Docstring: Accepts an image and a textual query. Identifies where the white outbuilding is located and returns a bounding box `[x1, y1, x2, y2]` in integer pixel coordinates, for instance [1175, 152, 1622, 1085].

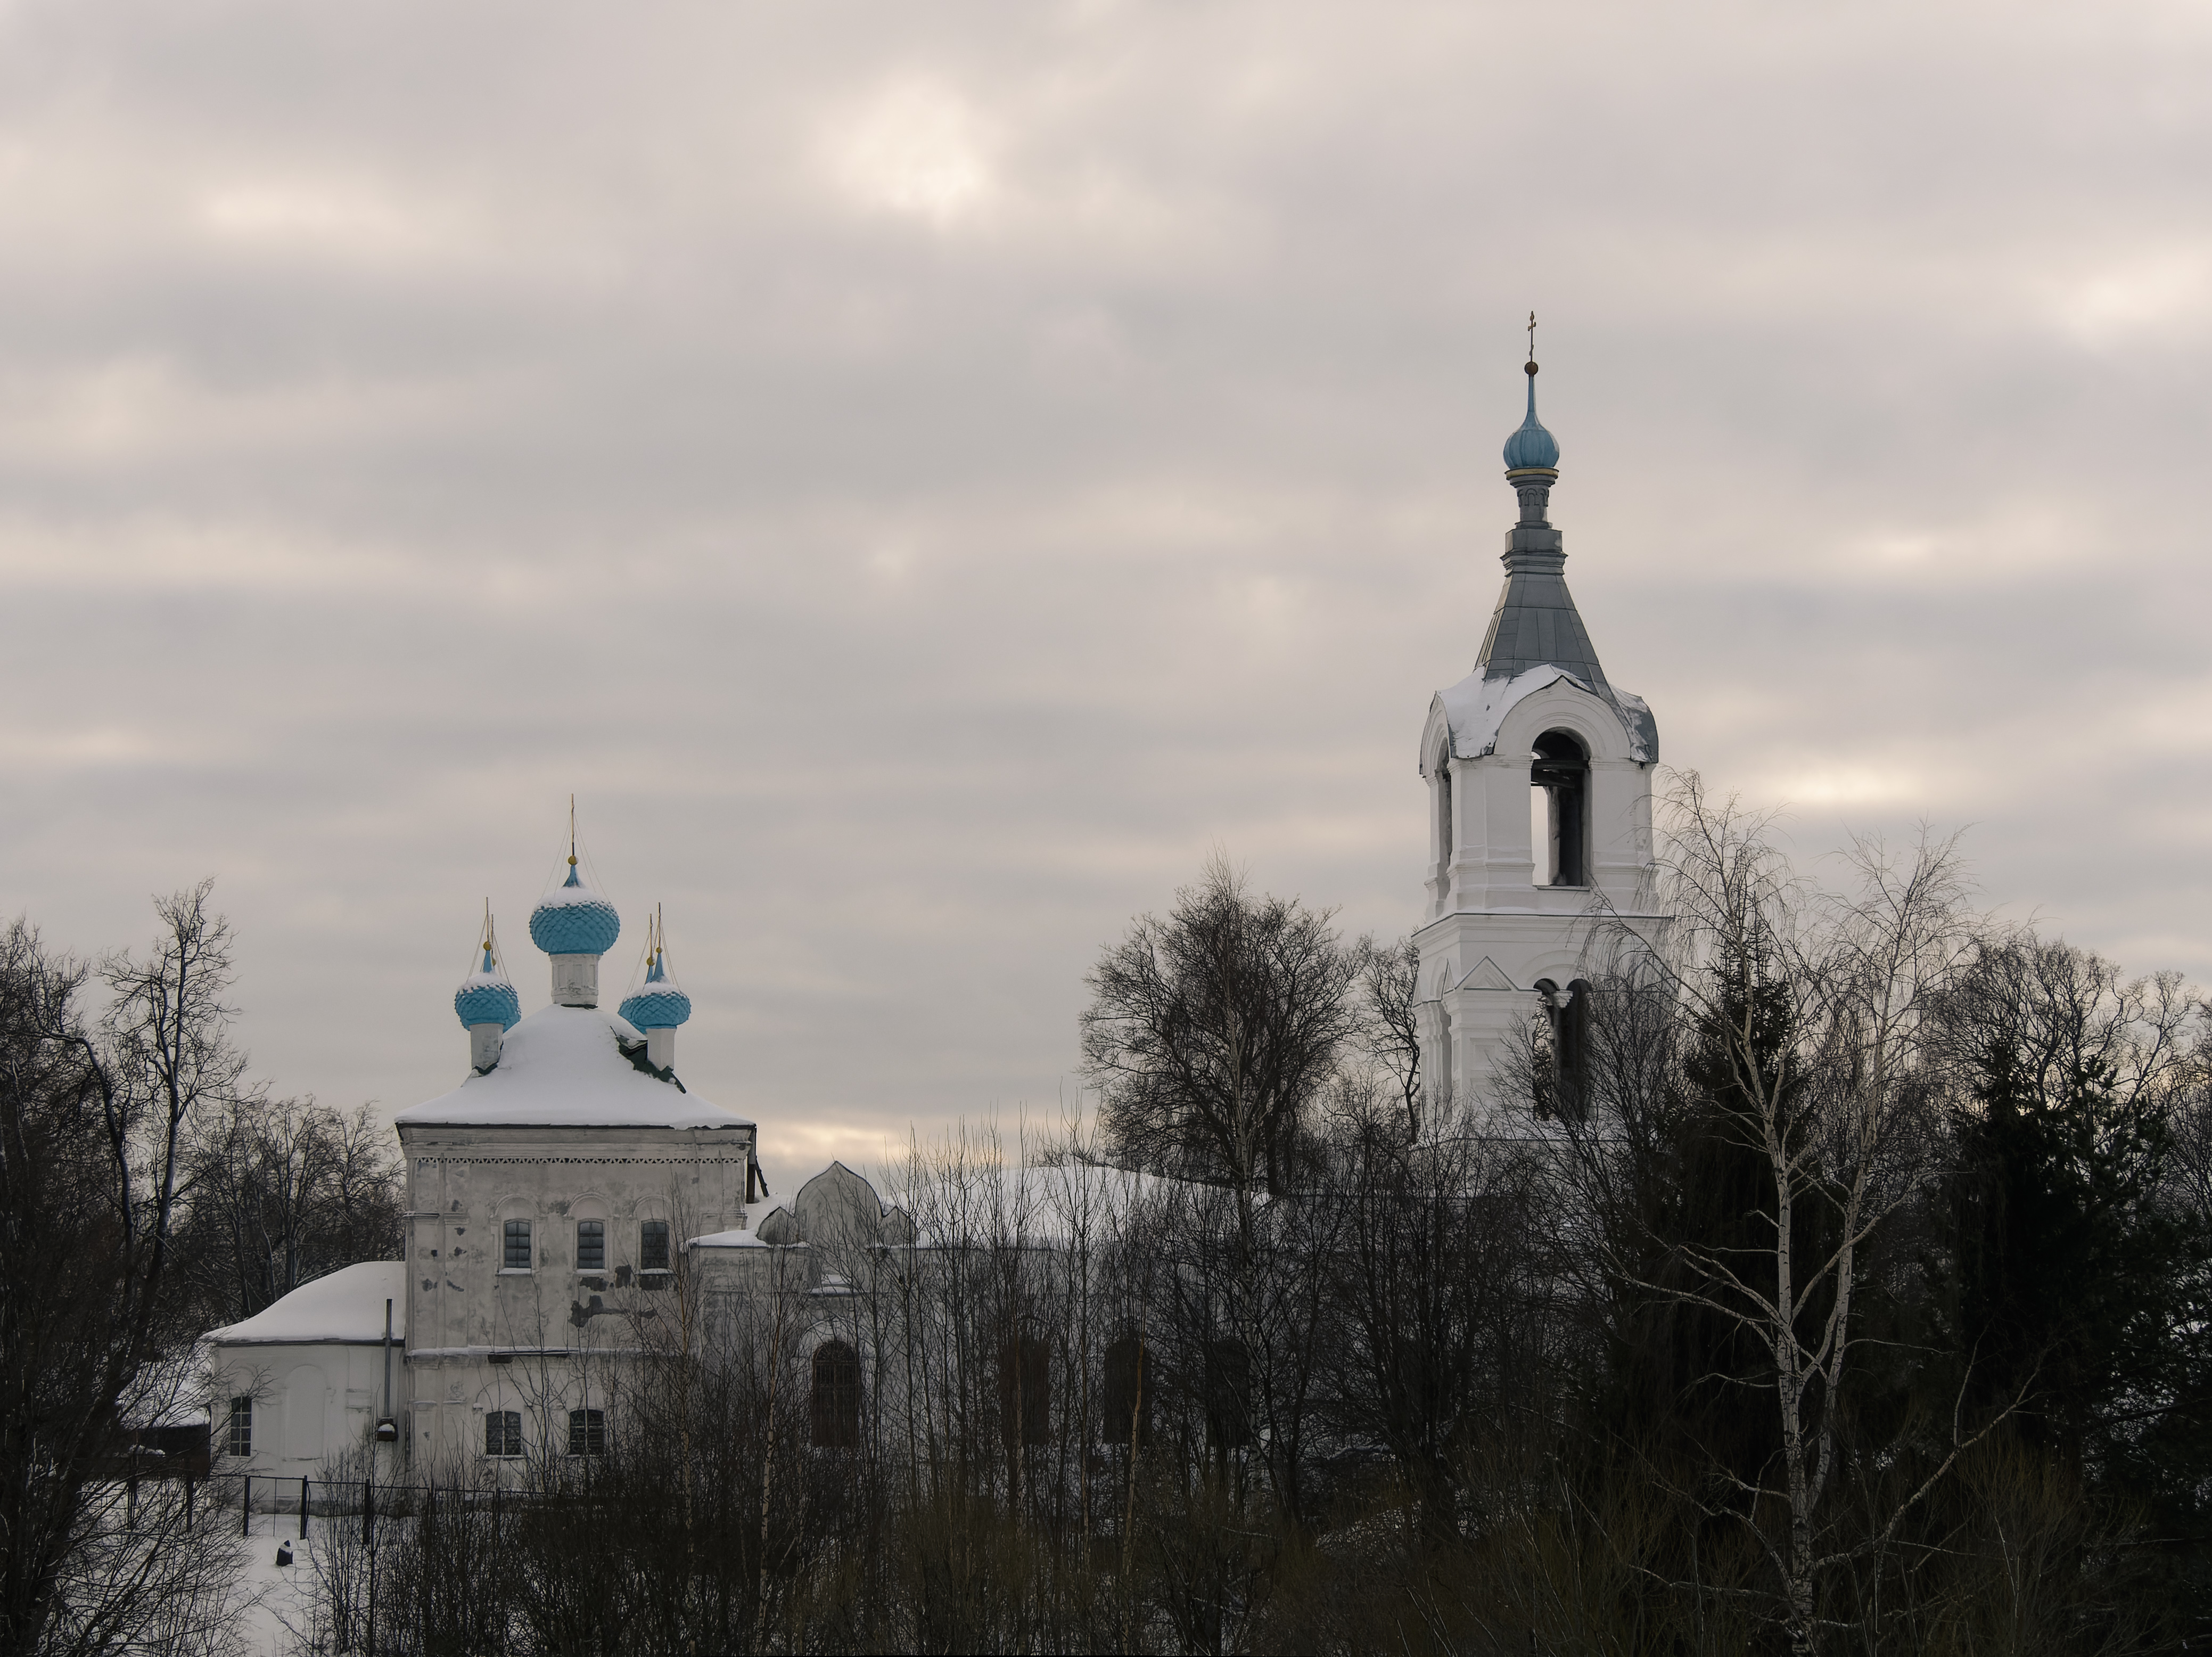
[205, 1260, 408, 1488]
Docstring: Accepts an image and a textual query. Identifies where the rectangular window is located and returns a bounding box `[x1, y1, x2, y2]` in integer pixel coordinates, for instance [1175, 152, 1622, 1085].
[576, 1220, 605, 1273]
[484, 1410, 523, 1458]
[503, 1219, 532, 1270]
[640, 1219, 670, 1273]
[225, 1397, 252, 1458]
[568, 1408, 607, 1456]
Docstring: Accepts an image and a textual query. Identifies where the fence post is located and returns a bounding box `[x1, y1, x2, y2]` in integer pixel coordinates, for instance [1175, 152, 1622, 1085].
[242, 1475, 250, 1537]
[362, 1478, 374, 1545]
[184, 1475, 194, 1532]
[300, 1475, 310, 1540]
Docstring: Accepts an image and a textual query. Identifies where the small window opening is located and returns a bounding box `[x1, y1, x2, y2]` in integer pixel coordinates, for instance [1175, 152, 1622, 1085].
[575, 1219, 605, 1273]
[485, 1410, 523, 1458]
[639, 1220, 671, 1273]
[811, 1341, 862, 1449]
[1101, 1334, 1152, 1446]
[567, 1408, 607, 1456]
[1205, 1339, 1252, 1449]
[1530, 732, 1590, 887]
[997, 1334, 1051, 1448]
[503, 1219, 532, 1270]
[224, 1397, 252, 1458]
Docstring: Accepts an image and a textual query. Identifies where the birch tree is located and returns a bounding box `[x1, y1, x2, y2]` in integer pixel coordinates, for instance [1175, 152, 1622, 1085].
[1586, 779, 1991, 1653]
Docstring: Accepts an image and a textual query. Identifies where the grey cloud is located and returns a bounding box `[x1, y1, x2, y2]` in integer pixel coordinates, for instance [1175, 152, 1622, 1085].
[0, 0, 2206, 1191]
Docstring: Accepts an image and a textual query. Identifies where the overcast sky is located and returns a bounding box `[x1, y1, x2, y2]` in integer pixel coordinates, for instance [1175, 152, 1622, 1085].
[1, 0, 2205, 1192]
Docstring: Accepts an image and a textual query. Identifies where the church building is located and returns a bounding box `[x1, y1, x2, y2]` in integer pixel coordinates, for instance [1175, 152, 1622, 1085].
[204, 346, 1663, 1481]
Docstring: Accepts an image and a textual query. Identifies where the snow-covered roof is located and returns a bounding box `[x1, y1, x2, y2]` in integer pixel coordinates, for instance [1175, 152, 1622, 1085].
[207, 1261, 409, 1346]
[394, 1003, 753, 1130]
[1434, 664, 1657, 765]
[689, 1221, 776, 1249]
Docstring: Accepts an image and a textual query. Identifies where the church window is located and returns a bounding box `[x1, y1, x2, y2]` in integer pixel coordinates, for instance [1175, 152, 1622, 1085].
[1205, 1339, 1252, 1449]
[224, 1397, 252, 1458]
[575, 1220, 605, 1273]
[484, 1410, 523, 1458]
[1435, 749, 1454, 891]
[997, 1334, 1051, 1448]
[640, 1220, 671, 1273]
[1530, 731, 1590, 887]
[811, 1341, 861, 1448]
[568, 1408, 607, 1455]
[1101, 1334, 1151, 1446]
[503, 1219, 532, 1270]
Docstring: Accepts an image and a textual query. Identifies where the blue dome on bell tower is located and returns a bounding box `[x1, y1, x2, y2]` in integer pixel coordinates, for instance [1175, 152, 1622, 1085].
[1502, 360, 1560, 472]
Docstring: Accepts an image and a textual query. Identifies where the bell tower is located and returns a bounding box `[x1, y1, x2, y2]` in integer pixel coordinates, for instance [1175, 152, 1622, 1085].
[1414, 327, 1662, 1122]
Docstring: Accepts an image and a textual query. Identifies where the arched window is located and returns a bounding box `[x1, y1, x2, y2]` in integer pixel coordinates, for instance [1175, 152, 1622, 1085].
[224, 1397, 252, 1459]
[1205, 1339, 1252, 1449]
[811, 1341, 861, 1449]
[1530, 731, 1589, 887]
[1101, 1333, 1151, 1447]
[1435, 747, 1455, 894]
[998, 1333, 1051, 1448]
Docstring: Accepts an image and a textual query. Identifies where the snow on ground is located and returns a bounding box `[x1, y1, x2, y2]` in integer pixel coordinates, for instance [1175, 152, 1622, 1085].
[233, 1511, 317, 1657]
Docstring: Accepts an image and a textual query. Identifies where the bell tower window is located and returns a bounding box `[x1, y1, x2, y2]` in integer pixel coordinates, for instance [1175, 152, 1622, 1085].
[1434, 748, 1454, 896]
[1530, 731, 1589, 887]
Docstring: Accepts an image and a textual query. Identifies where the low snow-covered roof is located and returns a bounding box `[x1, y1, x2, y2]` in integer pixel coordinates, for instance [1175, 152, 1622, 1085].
[395, 1003, 753, 1130]
[207, 1261, 409, 1346]
[689, 1222, 775, 1249]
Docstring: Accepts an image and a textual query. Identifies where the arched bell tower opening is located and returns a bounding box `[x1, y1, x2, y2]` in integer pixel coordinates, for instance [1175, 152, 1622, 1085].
[1530, 731, 1589, 888]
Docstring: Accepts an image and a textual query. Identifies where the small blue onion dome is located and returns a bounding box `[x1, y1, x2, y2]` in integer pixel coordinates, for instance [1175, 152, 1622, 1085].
[1502, 363, 1560, 471]
[454, 943, 521, 1030]
[619, 950, 693, 1030]
[529, 863, 621, 956]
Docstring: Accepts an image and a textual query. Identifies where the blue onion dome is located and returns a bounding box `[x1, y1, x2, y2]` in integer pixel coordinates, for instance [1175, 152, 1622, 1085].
[454, 941, 521, 1030]
[1502, 361, 1560, 471]
[620, 948, 693, 1030]
[529, 861, 622, 956]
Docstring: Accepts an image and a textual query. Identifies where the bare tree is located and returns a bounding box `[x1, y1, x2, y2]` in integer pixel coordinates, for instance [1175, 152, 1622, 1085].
[173, 1095, 404, 1330]
[1352, 936, 1422, 1139]
[1081, 853, 1361, 1195]
[0, 890, 253, 1655]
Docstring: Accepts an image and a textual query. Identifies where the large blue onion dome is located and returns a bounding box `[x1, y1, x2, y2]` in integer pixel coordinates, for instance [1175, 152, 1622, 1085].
[619, 946, 693, 1030]
[529, 862, 621, 956]
[1502, 362, 1560, 471]
[454, 941, 521, 1031]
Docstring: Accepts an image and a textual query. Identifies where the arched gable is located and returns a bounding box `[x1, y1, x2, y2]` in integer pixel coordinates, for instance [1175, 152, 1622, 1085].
[1491, 678, 1641, 767]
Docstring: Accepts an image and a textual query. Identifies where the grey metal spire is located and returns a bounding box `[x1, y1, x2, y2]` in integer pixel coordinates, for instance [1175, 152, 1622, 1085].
[1474, 342, 1610, 692]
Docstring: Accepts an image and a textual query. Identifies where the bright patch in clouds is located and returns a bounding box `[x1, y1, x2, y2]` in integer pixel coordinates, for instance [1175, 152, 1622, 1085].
[828, 81, 998, 227]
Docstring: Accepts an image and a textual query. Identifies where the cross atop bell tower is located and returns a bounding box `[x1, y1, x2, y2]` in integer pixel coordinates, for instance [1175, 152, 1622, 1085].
[1412, 334, 1663, 1126]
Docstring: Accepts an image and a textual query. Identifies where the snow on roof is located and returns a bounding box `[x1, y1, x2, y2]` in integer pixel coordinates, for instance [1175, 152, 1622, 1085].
[207, 1261, 410, 1346]
[394, 1003, 753, 1131]
[688, 1223, 774, 1249]
[1434, 664, 1656, 765]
